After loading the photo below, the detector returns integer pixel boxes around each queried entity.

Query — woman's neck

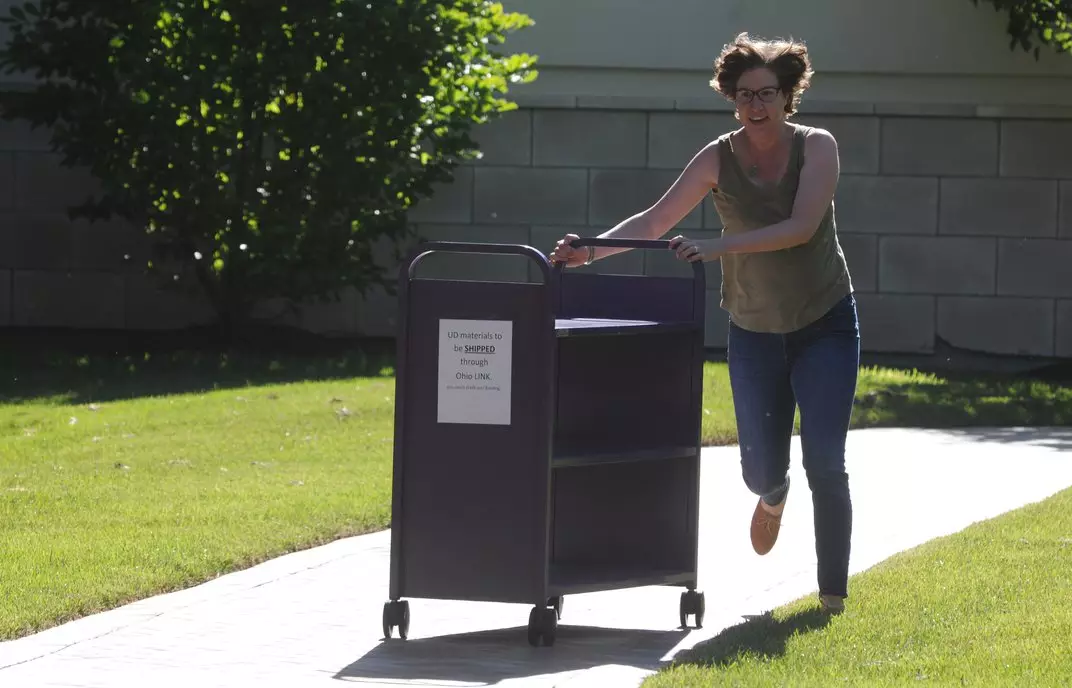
[745,121,792,153]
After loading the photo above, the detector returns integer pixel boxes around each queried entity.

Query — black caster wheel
[527,605,558,647]
[680,590,705,629]
[383,600,410,640]
[548,595,565,620]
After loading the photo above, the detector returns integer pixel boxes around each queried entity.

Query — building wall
[399,101,1072,359]
[1,0,1071,358]
[500,0,1072,107]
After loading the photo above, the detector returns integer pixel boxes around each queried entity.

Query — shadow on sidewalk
[335,624,689,683]
[939,426,1072,454]
[670,608,831,669]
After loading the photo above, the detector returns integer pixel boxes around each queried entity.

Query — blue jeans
[727,292,860,598]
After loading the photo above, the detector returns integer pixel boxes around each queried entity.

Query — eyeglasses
[734,86,781,105]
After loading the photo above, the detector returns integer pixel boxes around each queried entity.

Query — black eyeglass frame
[733,86,782,105]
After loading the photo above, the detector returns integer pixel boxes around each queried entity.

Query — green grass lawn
[1,350,1070,641]
[643,486,1072,687]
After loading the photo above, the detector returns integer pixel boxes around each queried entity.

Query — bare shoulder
[696,133,733,180]
[682,136,724,182]
[801,126,838,156]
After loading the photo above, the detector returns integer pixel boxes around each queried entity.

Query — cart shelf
[552,445,699,469]
[554,317,699,337]
[548,564,696,596]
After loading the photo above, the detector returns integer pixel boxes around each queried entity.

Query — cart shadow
[334,624,690,683]
[669,608,832,669]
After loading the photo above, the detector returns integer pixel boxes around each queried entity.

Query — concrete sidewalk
[3,427,1071,688]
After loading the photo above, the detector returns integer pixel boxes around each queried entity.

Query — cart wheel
[382,600,410,640]
[398,600,411,639]
[527,605,558,647]
[679,590,705,629]
[548,595,565,620]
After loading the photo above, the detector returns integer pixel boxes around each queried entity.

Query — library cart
[382,237,707,647]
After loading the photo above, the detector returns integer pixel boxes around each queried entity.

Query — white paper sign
[437,319,513,425]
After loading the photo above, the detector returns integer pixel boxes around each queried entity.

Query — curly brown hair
[710,32,814,115]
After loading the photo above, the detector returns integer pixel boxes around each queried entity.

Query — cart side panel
[395,278,554,605]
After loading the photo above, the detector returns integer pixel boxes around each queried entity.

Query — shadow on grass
[673,608,832,670]
[0,326,397,405]
[852,375,1072,432]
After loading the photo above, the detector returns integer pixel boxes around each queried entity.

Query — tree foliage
[970,0,1072,57]
[0,1,537,328]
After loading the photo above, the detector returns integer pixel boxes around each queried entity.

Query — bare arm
[721,129,840,254]
[550,141,720,266]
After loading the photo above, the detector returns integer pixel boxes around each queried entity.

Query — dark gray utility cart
[382,237,707,647]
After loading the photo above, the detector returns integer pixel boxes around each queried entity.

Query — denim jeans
[726,292,860,598]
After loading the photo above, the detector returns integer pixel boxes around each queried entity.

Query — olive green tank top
[711,122,853,333]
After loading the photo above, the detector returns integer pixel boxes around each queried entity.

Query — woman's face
[734,67,787,130]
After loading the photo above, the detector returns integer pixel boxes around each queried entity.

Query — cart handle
[566,237,673,251]
[404,240,554,283]
[557,237,707,281]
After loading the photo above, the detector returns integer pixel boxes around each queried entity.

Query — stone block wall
[400,99,1072,359]
[1,99,1071,359]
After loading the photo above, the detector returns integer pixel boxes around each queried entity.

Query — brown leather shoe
[819,594,845,615]
[750,493,787,555]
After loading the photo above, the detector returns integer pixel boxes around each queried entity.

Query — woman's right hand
[548,233,589,267]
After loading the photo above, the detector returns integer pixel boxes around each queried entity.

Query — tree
[0,1,537,334]
[970,0,1072,57]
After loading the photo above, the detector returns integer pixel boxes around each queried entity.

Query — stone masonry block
[879,236,996,295]
[589,169,702,230]
[471,110,531,167]
[0,153,12,210]
[406,167,472,224]
[705,297,730,349]
[793,115,880,174]
[0,213,73,270]
[528,226,645,281]
[474,167,587,226]
[940,178,1057,238]
[854,293,935,353]
[0,118,52,152]
[643,228,721,287]
[881,118,997,177]
[125,273,216,331]
[533,110,646,168]
[0,213,148,272]
[14,153,102,211]
[703,198,723,230]
[1001,121,1072,179]
[648,112,736,170]
[997,239,1072,298]
[413,224,532,283]
[578,96,677,111]
[835,176,938,235]
[14,270,125,328]
[938,296,1054,357]
[0,269,9,326]
[1061,182,1072,239]
[260,285,396,338]
[838,233,878,292]
[353,285,400,339]
[70,217,150,271]
[1057,301,1072,358]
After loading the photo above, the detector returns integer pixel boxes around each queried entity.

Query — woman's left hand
[669,235,723,263]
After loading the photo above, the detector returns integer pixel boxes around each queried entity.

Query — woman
[549,32,859,615]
